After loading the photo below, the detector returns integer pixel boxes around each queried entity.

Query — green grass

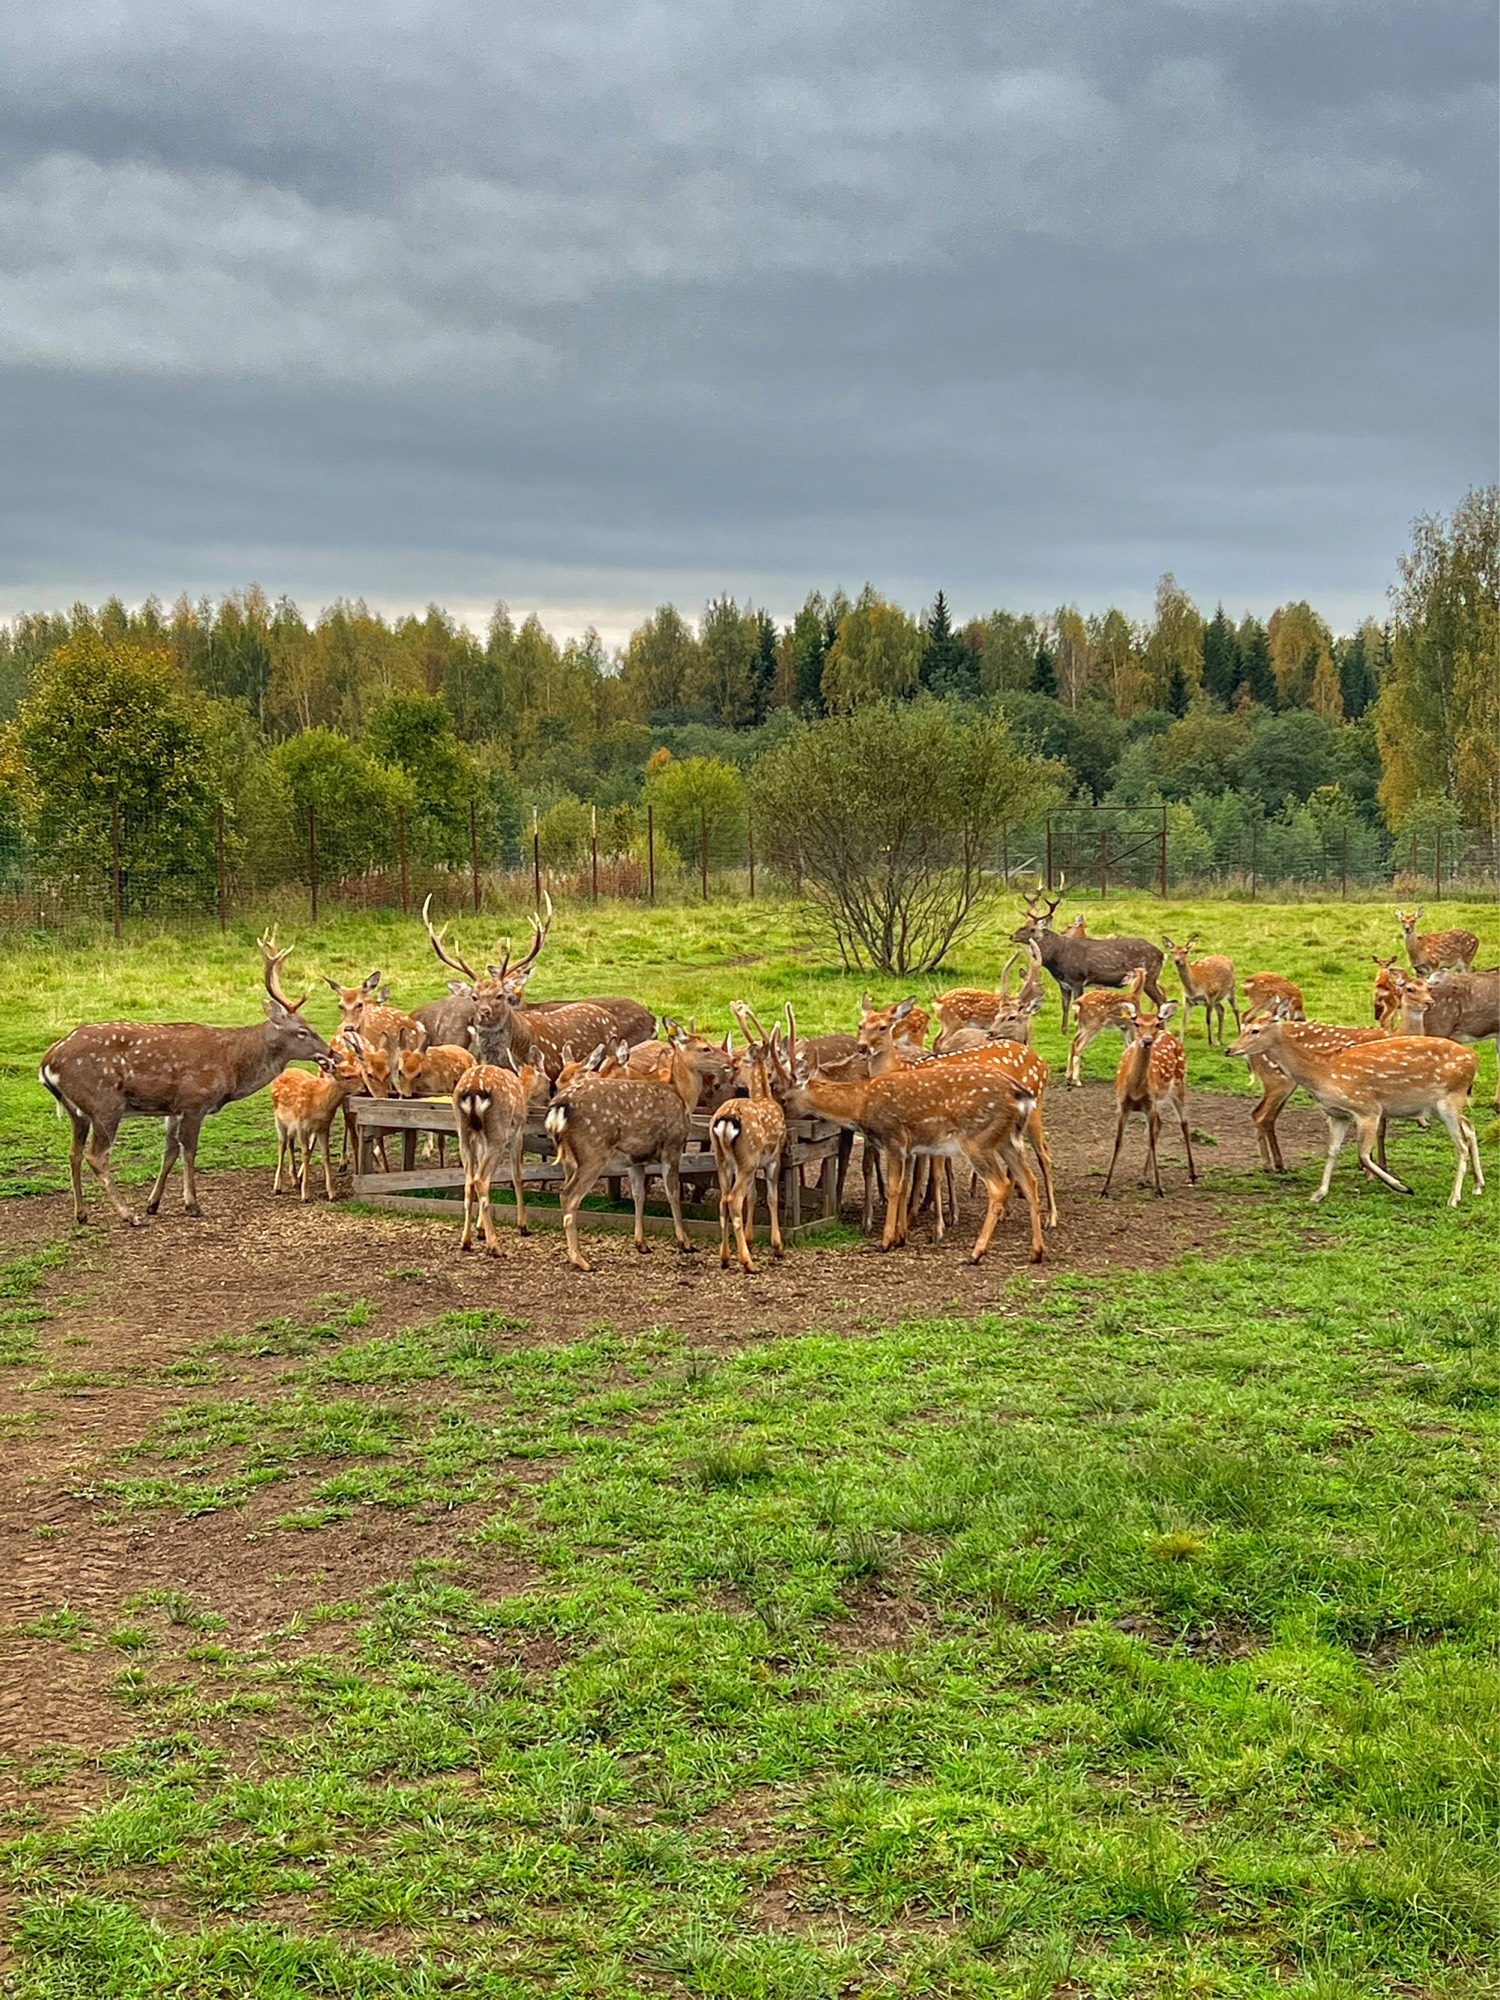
[4,1180,1497,1997]
[2,894,1494,1199]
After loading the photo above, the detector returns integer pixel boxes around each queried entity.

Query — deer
[40,932,329,1226]
[1242,972,1306,1025]
[1009,891,1166,1031]
[544,1029,723,1272]
[1101,1000,1197,1198]
[452,1058,548,1255]
[784,1048,1045,1261]
[931,945,1045,1044]
[709,1008,788,1272]
[1162,935,1240,1046]
[619,1022,740,1108]
[1065,969,1147,1087]
[1239,1003,1392,1173]
[418,895,655,1056]
[859,992,931,1052]
[394,1043,476,1101]
[1396,909,1480,977]
[1391,965,1500,1110]
[1227,1016,1482,1206]
[1372,957,1405,1028]
[270,1038,366,1202]
[322,972,426,1057]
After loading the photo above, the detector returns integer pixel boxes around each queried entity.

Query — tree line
[0,488,1493,908]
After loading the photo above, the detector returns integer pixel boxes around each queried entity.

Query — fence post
[747,815,756,900]
[469,800,482,913]
[308,804,319,919]
[397,806,409,915]
[1158,804,1168,898]
[1434,826,1442,900]
[1000,822,1009,883]
[591,805,599,903]
[110,796,123,941]
[1045,819,1054,892]
[1341,828,1349,900]
[531,811,541,907]
[647,806,656,904]
[1099,825,1109,900]
[1250,823,1258,901]
[699,807,709,902]
[215,802,228,934]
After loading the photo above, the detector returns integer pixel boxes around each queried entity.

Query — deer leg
[766,1160,784,1259]
[1100,1107,1130,1197]
[509,1136,529,1235]
[881,1148,909,1250]
[458,1162,477,1251]
[1066,1026,1089,1088]
[662,1159,694,1255]
[626,1163,651,1253]
[1144,1107,1164,1196]
[67,1115,90,1223]
[1179,1100,1197,1183]
[273,1123,289,1196]
[944,1160,958,1228]
[1253,1076,1293,1172]
[559,1161,597,1272]
[476,1165,504,1255]
[733,1168,757,1273]
[177,1115,207,1215]
[985,1135,1043,1262]
[1462,1113,1485,1195]
[1026,1107,1058,1228]
[834,1127,854,1209]
[715,1145,734,1268]
[1229,994,1241,1034]
[298,1128,315,1202]
[1353,1112,1411,1194]
[145,1117,183,1215]
[322,1125,338,1201]
[84,1121,140,1226]
[1432,1102,1473,1207]
[1311,1112,1354,1202]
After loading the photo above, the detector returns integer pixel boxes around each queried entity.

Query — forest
[0,488,1493,903]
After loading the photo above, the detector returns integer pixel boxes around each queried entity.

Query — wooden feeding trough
[347,1096,847,1242]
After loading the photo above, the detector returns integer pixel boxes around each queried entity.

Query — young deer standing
[40,933,328,1225]
[1064,969,1147,1086]
[710,1011,787,1272]
[1392,966,1500,1110]
[1228,1017,1481,1206]
[1372,957,1405,1028]
[1241,1009,1390,1172]
[271,1038,366,1201]
[786,1055,1045,1261]
[931,945,1044,1041]
[1242,972,1305,1024]
[1162,935,1240,1045]
[545,1031,721,1272]
[1397,909,1480,976]
[1101,1001,1197,1198]
[452,1060,547,1255]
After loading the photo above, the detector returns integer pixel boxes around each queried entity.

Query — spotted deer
[1372,957,1405,1028]
[931,945,1044,1042]
[859,992,931,1052]
[709,1010,788,1272]
[1101,1001,1197,1198]
[40,933,328,1225]
[544,1030,723,1272]
[1009,892,1166,1030]
[452,1060,548,1255]
[1240,1006,1391,1173]
[1064,969,1147,1087]
[270,1038,366,1201]
[1162,935,1240,1045]
[1229,1016,1481,1206]
[1242,972,1305,1025]
[1397,909,1480,976]
[1392,965,1500,1110]
[322,972,426,1057]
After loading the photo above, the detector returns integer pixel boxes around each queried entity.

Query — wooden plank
[349,1190,843,1242]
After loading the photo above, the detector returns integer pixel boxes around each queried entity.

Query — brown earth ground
[0,1083,1324,1803]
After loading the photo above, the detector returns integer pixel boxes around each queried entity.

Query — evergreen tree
[752,610,779,723]
[1031,644,1058,697]
[1202,605,1241,706]
[921,590,977,699]
[1165,658,1190,717]
[1238,616,1277,707]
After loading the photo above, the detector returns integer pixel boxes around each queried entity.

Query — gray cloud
[0,0,1492,635]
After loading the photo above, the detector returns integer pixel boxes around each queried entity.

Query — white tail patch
[545,1104,569,1141]
[712,1112,742,1145]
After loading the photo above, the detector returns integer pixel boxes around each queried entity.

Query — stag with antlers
[40,933,328,1225]
[1009,890,1166,1030]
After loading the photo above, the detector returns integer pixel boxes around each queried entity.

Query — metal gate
[1044,805,1167,898]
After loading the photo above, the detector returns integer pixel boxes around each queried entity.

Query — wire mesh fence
[0,796,1491,933]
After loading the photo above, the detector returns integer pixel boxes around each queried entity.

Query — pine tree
[922,590,977,699]
[1202,606,1241,706]
[1238,617,1276,707]
[1165,659,1189,717]
[1032,644,1058,697]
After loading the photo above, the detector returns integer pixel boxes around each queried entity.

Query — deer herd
[39,892,1491,1269]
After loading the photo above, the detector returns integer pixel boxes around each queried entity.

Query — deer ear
[861,989,874,1015]
[895,997,916,1021]
[1159,1000,1179,1024]
[1120,1002,1137,1020]
[363,971,382,992]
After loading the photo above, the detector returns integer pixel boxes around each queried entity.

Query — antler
[258,929,308,1012]
[421,894,479,983]
[509,891,554,985]
[732,999,774,1045]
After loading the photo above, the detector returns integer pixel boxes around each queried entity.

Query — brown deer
[1101,1001,1197,1198]
[1372,957,1404,1028]
[1064,969,1147,1087]
[859,992,931,1052]
[1397,909,1480,976]
[452,1059,548,1255]
[1228,1016,1482,1205]
[620,1022,739,1108]
[270,1038,366,1201]
[1392,966,1500,1110]
[322,972,425,1057]
[1242,972,1306,1024]
[785,1051,1045,1261]
[1240,1005,1391,1173]
[1009,891,1166,1030]
[710,1010,788,1272]
[40,933,328,1225]
[394,1044,476,1101]
[545,1030,722,1272]
[931,945,1044,1042]
[1162,935,1240,1045]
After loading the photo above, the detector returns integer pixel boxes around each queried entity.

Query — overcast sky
[1,0,1493,643]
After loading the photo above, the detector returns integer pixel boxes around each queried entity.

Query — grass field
[0,893,1496,1997]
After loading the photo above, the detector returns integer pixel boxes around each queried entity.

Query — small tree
[643,754,748,868]
[363,692,484,865]
[751,700,1066,973]
[15,632,221,909]
[265,729,410,880]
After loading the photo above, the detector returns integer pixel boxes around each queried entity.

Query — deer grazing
[271,1037,366,1201]
[1065,969,1147,1087]
[709,1006,788,1272]
[1009,892,1166,1030]
[1240,1006,1391,1173]
[1101,1001,1197,1198]
[1392,966,1500,1110]
[931,946,1045,1046]
[394,1044,477,1101]
[452,1059,548,1255]
[40,933,328,1225]
[1242,972,1305,1025]
[1396,909,1480,976]
[1162,935,1240,1046]
[1228,1016,1482,1206]
[786,1047,1046,1261]
[545,1029,722,1272]
[322,973,426,1057]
